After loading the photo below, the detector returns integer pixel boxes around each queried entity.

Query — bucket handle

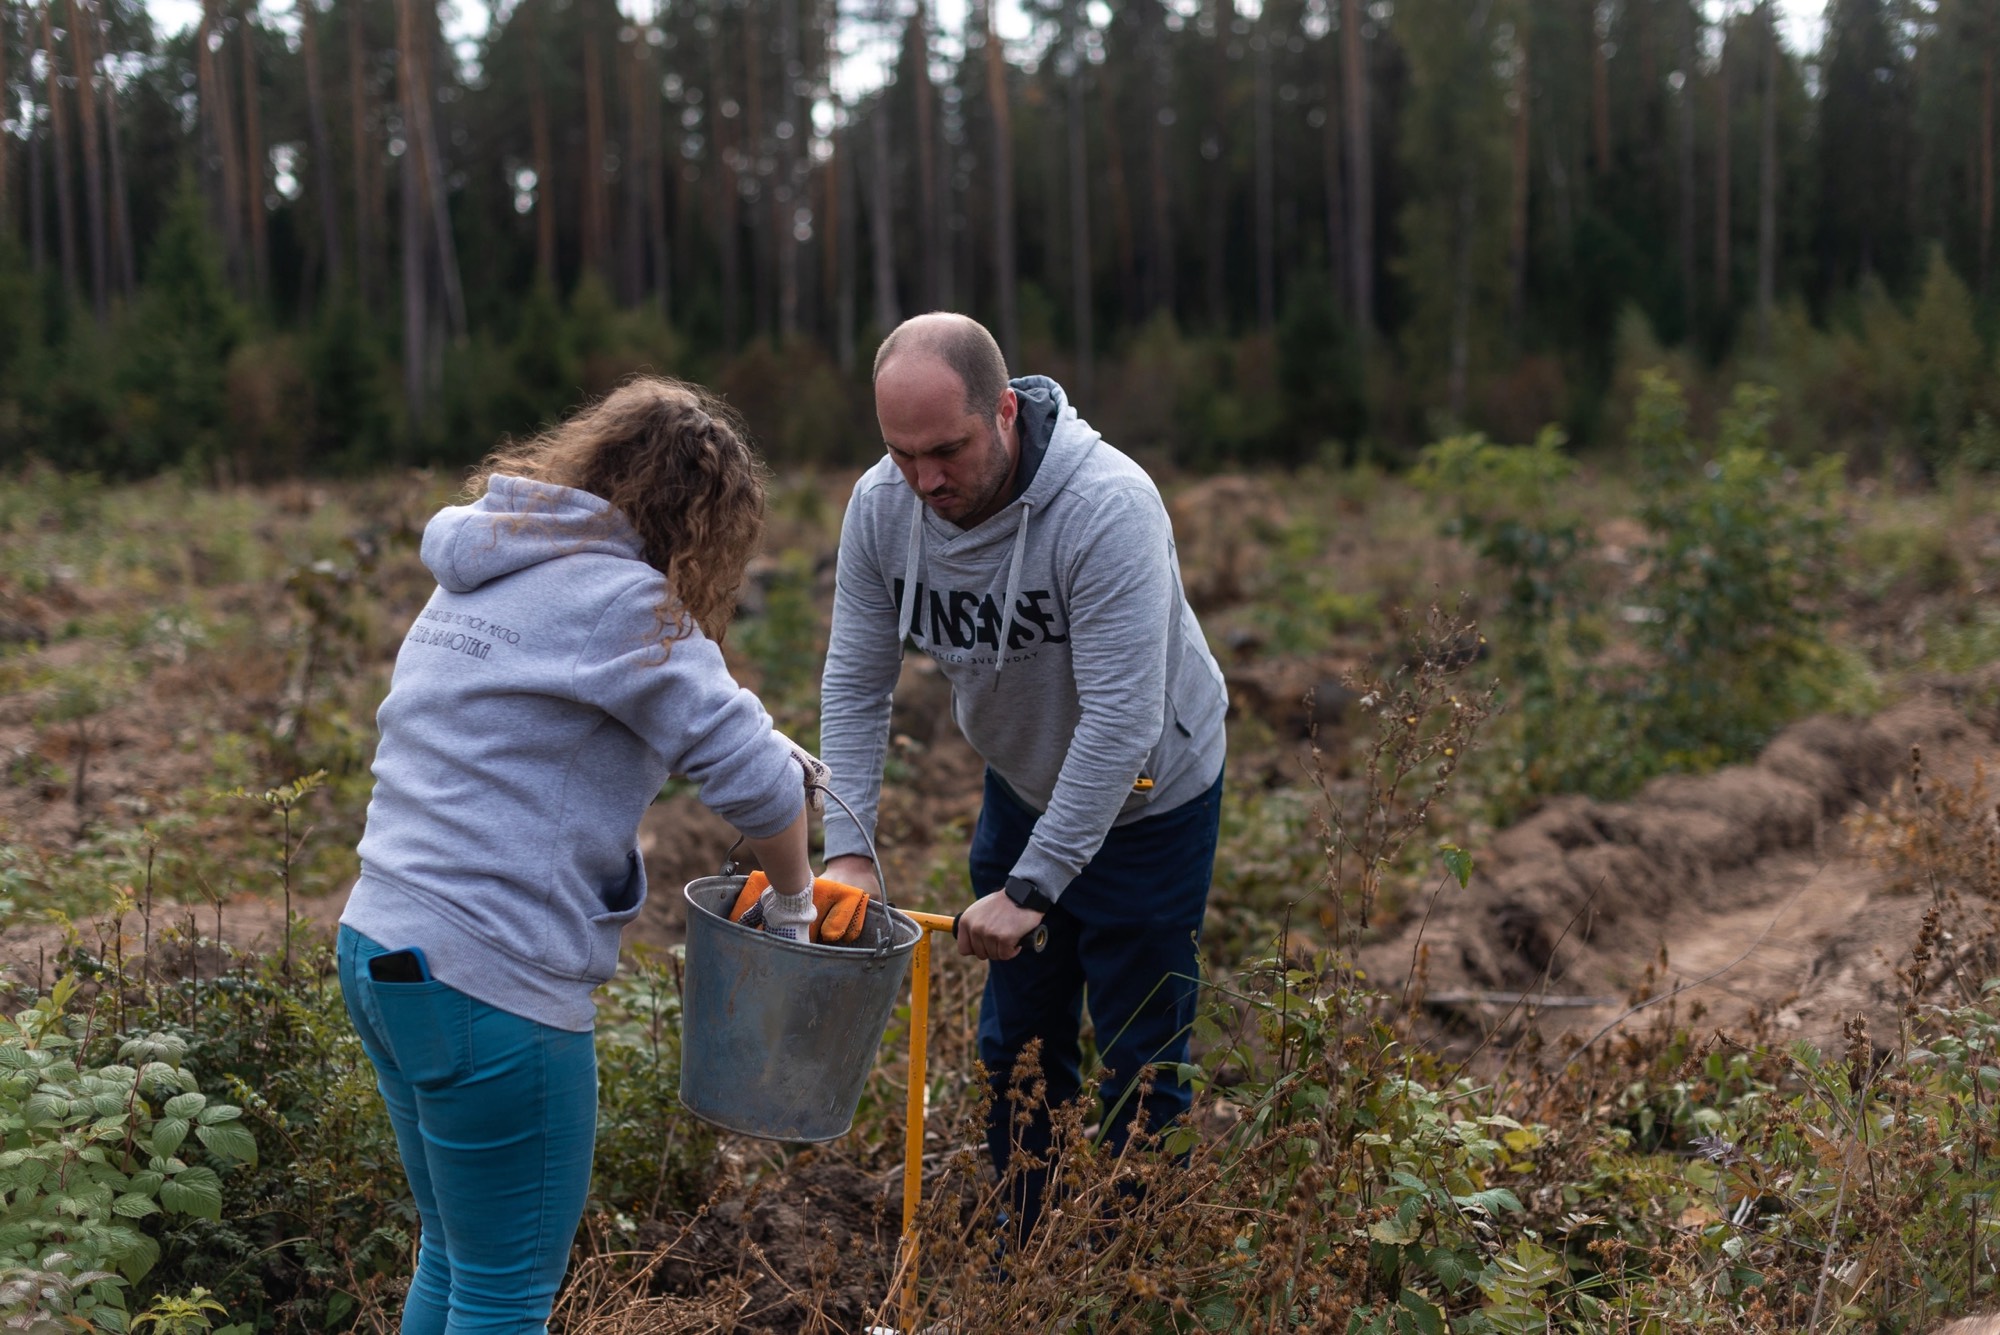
[718,780,893,909]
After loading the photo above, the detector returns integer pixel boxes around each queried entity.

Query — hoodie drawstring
[902,500,926,643]
[993,504,1032,687]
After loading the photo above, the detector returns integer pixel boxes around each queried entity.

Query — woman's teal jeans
[338,926,597,1334]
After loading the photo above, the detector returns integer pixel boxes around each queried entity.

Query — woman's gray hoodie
[819,376,1228,900]
[342,476,803,1031]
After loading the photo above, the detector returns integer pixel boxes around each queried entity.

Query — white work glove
[758,881,818,943]
[773,729,832,817]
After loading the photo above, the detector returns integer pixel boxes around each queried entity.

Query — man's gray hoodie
[819,376,1227,900]
[342,475,803,1031]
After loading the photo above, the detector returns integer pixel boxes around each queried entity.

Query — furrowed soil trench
[1359,692,2000,1057]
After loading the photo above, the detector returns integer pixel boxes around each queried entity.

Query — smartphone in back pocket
[367,947,430,984]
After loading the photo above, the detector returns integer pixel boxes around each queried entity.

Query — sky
[138,0,1832,98]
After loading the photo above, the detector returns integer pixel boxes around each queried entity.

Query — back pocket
[373,980,475,1088]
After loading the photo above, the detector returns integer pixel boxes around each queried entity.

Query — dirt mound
[636,1149,901,1331]
[1167,476,1289,611]
[1363,695,1991,1052]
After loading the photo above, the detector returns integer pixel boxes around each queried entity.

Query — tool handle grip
[949,912,1048,954]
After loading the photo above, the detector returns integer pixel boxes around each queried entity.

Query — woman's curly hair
[468,377,767,646]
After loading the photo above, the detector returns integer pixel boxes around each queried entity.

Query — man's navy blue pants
[969,765,1224,1234]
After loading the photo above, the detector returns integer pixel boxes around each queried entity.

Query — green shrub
[1633,374,1847,771]
[587,953,716,1229]
[0,976,255,1333]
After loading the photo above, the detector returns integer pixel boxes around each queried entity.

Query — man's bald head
[873,313,1011,421]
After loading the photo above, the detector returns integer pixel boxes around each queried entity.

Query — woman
[338,377,823,1333]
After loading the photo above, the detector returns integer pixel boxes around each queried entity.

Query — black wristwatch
[1002,875,1055,914]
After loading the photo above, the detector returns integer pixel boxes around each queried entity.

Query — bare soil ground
[1360,690,2000,1058]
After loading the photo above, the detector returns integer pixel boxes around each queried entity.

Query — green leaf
[159,1165,223,1221]
[111,1193,160,1219]
[114,1231,161,1283]
[1438,844,1474,888]
[194,1121,259,1165]
[150,1117,190,1159]
[325,1293,358,1325]
[1398,1289,1446,1335]
[1430,1245,1475,1290]
[23,1091,67,1125]
[162,1092,206,1120]
[193,1103,242,1126]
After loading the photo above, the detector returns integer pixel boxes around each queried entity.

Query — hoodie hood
[903,376,1102,682]
[421,475,645,594]
[1008,376,1098,509]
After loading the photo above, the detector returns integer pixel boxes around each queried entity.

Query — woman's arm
[741,805,812,894]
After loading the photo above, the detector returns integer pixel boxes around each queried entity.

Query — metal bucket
[678,874,921,1142]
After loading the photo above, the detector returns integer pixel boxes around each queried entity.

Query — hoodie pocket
[585,851,648,980]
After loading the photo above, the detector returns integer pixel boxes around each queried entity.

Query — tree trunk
[1206,0,1231,329]
[1068,5,1092,401]
[741,0,773,333]
[1253,17,1274,328]
[28,39,44,267]
[349,0,376,310]
[0,0,9,239]
[713,34,740,348]
[1756,0,1777,359]
[396,0,428,430]
[198,0,244,286]
[407,0,464,335]
[868,101,897,332]
[239,2,269,300]
[400,97,427,431]
[1983,41,1994,293]
[1099,58,1138,322]
[647,34,670,317]
[1508,16,1530,340]
[523,0,555,285]
[1447,169,1475,424]
[1590,0,1610,174]
[1715,22,1730,308]
[1321,9,1345,315]
[42,2,77,297]
[911,3,941,310]
[1340,0,1371,342]
[1148,9,1173,319]
[96,0,131,294]
[834,122,855,370]
[300,0,342,291]
[581,0,610,287]
[778,0,800,339]
[620,30,646,307]
[983,0,1016,363]
[1677,0,1696,335]
[65,0,105,318]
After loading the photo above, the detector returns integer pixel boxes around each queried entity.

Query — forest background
[2,0,1998,479]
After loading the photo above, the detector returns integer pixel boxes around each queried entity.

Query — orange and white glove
[773,730,831,817]
[729,870,870,945]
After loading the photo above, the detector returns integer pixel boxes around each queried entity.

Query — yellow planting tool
[891,908,1046,1331]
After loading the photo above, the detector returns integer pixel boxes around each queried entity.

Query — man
[818,312,1228,1234]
